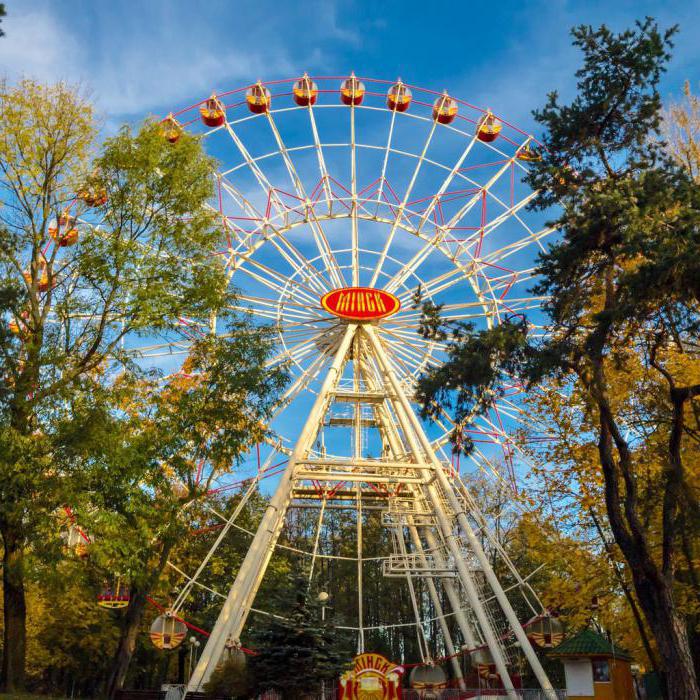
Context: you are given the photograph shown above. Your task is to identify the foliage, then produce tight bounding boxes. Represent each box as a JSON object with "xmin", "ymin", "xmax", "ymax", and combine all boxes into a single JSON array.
[
  {"xmin": 0, "ymin": 77, "xmax": 238, "ymax": 691},
  {"xmin": 664, "ymin": 81, "xmax": 700, "ymax": 181},
  {"xmin": 203, "ymin": 652, "xmax": 252, "ymax": 699},
  {"xmin": 415, "ymin": 18, "xmax": 700, "ymax": 697}
]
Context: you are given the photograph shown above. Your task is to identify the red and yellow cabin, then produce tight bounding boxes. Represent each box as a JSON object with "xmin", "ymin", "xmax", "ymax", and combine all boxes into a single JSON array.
[
  {"xmin": 387, "ymin": 81, "xmax": 412, "ymax": 112},
  {"xmin": 200, "ymin": 94, "xmax": 226, "ymax": 127},
  {"xmin": 340, "ymin": 74, "xmax": 365, "ymax": 106},
  {"xmin": 293, "ymin": 74, "xmax": 318, "ymax": 106},
  {"xmin": 97, "ymin": 579, "xmax": 130, "ymax": 609},
  {"xmin": 161, "ymin": 114, "xmax": 182, "ymax": 143},
  {"xmin": 49, "ymin": 219, "xmax": 79, "ymax": 247},
  {"xmin": 8, "ymin": 310, "xmax": 29, "ymax": 336},
  {"xmin": 525, "ymin": 613, "xmax": 564, "ymax": 649},
  {"xmin": 58, "ymin": 210, "xmax": 73, "ymax": 227},
  {"xmin": 150, "ymin": 612, "xmax": 187, "ymax": 650},
  {"xmin": 433, "ymin": 93, "xmax": 458, "ymax": 124},
  {"xmin": 476, "ymin": 112, "xmax": 502, "ymax": 142},
  {"xmin": 77, "ymin": 186, "xmax": 108, "ymax": 207},
  {"xmin": 246, "ymin": 84, "xmax": 271, "ymax": 114},
  {"xmin": 23, "ymin": 261, "xmax": 51, "ymax": 293},
  {"xmin": 517, "ymin": 142, "xmax": 543, "ymax": 162}
]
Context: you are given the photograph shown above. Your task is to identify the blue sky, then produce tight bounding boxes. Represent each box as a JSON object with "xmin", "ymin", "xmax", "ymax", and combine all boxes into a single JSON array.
[
  {"xmin": 2, "ymin": 0, "xmax": 698, "ymax": 487},
  {"xmin": 2, "ymin": 0, "xmax": 699, "ymax": 131}
]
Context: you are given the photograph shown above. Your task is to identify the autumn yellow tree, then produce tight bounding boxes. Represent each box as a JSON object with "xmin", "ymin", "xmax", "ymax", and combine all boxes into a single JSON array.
[{"xmin": 664, "ymin": 81, "xmax": 700, "ymax": 181}]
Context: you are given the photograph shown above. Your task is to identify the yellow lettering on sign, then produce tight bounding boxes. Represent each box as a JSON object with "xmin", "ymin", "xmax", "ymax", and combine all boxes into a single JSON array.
[{"xmin": 374, "ymin": 292, "xmax": 386, "ymax": 313}]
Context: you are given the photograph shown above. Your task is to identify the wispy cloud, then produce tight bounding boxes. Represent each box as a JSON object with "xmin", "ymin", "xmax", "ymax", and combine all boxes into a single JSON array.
[
  {"xmin": 0, "ymin": 0, "xmax": 352, "ymax": 117},
  {"xmin": 0, "ymin": 8, "xmax": 86, "ymax": 85}
]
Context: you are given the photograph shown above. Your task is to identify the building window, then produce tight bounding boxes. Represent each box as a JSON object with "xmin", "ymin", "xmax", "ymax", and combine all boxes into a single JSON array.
[{"xmin": 592, "ymin": 659, "xmax": 611, "ymax": 681}]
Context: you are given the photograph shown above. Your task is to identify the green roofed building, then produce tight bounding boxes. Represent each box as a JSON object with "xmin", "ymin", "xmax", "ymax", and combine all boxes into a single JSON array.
[{"xmin": 549, "ymin": 629, "xmax": 635, "ymax": 699}]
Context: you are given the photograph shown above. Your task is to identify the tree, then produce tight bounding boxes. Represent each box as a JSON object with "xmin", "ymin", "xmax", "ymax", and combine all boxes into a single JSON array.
[
  {"xmin": 0, "ymin": 79, "xmax": 229, "ymax": 691},
  {"xmin": 664, "ymin": 81, "xmax": 700, "ymax": 182},
  {"xmin": 59, "ymin": 319, "xmax": 287, "ymax": 697},
  {"xmin": 249, "ymin": 574, "xmax": 349, "ymax": 699},
  {"xmin": 415, "ymin": 19, "xmax": 699, "ymax": 698}
]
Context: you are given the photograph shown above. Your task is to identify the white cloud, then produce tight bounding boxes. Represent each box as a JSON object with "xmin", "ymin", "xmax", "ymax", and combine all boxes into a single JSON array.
[
  {"xmin": 0, "ymin": 2, "xmax": 338, "ymax": 118},
  {"xmin": 0, "ymin": 9, "xmax": 86, "ymax": 84}
]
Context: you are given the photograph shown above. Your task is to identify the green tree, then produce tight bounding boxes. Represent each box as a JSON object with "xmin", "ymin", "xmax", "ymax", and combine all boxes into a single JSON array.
[
  {"xmin": 0, "ymin": 79, "xmax": 228, "ymax": 691},
  {"xmin": 60, "ymin": 320, "xmax": 287, "ymax": 697},
  {"xmin": 415, "ymin": 19, "xmax": 699, "ymax": 698},
  {"xmin": 249, "ymin": 574, "xmax": 349, "ymax": 699}
]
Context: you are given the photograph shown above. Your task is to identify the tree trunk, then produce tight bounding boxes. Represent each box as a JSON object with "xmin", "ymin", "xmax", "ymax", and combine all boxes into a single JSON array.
[
  {"xmin": 106, "ymin": 588, "xmax": 148, "ymax": 699},
  {"xmin": 106, "ymin": 538, "xmax": 176, "ymax": 698},
  {"xmin": 1, "ymin": 525, "xmax": 27, "ymax": 692},
  {"xmin": 594, "ymin": 395, "xmax": 700, "ymax": 699},
  {"xmin": 588, "ymin": 508, "xmax": 661, "ymax": 675},
  {"xmin": 633, "ymin": 575, "xmax": 698, "ymax": 700}
]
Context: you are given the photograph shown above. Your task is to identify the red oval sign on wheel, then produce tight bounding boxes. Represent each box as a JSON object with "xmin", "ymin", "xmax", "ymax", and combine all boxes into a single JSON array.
[{"xmin": 321, "ymin": 287, "xmax": 400, "ymax": 321}]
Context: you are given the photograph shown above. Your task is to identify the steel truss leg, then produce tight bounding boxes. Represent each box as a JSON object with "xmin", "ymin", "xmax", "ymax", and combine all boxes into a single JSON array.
[
  {"xmin": 408, "ymin": 525, "xmax": 466, "ymax": 690},
  {"xmin": 186, "ymin": 324, "xmax": 358, "ymax": 692},
  {"xmin": 421, "ymin": 525, "xmax": 481, "ymax": 649},
  {"xmin": 364, "ymin": 325, "xmax": 556, "ymax": 698},
  {"xmin": 363, "ymin": 326, "xmax": 515, "ymax": 694},
  {"xmin": 362, "ymin": 362, "xmax": 466, "ymax": 685},
  {"xmin": 359, "ymin": 334, "xmax": 488, "ymax": 690},
  {"xmin": 364, "ymin": 326, "xmax": 552, "ymax": 697}
]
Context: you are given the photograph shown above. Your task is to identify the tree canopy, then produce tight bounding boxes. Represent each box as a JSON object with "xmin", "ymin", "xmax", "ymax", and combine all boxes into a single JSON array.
[{"xmin": 415, "ymin": 18, "xmax": 700, "ymax": 698}]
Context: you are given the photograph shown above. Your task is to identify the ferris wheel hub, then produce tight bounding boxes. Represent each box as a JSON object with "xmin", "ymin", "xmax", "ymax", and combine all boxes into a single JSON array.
[{"xmin": 320, "ymin": 287, "xmax": 400, "ymax": 322}]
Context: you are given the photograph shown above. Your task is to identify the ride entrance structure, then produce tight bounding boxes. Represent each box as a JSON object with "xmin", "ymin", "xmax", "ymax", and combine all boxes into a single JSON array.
[{"xmin": 150, "ymin": 76, "xmax": 558, "ymax": 697}]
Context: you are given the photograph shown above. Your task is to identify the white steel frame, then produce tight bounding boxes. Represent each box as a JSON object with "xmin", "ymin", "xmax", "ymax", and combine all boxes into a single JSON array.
[{"xmin": 124, "ymin": 76, "xmax": 561, "ymax": 697}]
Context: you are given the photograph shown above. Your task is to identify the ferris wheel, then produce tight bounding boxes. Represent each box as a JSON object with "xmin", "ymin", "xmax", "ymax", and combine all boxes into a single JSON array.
[{"xmin": 132, "ymin": 75, "xmax": 559, "ymax": 695}]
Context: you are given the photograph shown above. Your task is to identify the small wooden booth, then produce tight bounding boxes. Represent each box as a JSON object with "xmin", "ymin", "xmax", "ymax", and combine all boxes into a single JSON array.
[{"xmin": 549, "ymin": 629, "xmax": 635, "ymax": 700}]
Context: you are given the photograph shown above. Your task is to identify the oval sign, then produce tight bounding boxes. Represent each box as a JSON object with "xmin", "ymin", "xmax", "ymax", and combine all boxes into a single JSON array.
[{"xmin": 321, "ymin": 287, "xmax": 400, "ymax": 321}]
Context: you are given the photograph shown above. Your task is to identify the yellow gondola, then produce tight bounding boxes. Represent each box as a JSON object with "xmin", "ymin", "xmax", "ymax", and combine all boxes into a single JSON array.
[
  {"xmin": 432, "ymin": 93, "xmax": 458, "ymax": 124},
  {"xmin": 161, "ymin": 114, "xmax": 182, "ymax": 143},
  {"xmin": 293, "ymin": 74, "xmax": 318, "ymax": 106},
  {"xmin": 246, "ymin": 83, "xmax": 271, "ymax": 114},
  {"xmin": 97, "ymin": 578, "xmax": 130, "ymax": 609},
  {"xmin": 477, "ymin": 112, "xmax": 502, "ymax": 142},
  {"xmin": 525, "ymin": 613, "xmax": 564, "ymax": 648},
  {"xmin": 200, "ymin": 94, "xmax": 226, "ymax": 127},
  {"xmin": 149, "ymin": 612, "xmax": 187, "ymax": 650},
  {"xmin": 517, "ymin": 142, "xmax": 543, "ymax": 162},
  {"xmin": 49, "ymin": 218, "xmax": 79, "ymax": 247},
  {"xmin": 387, "ymin": 81, "xmax": 412, "ymax": 112},
  {"xmin": 23, "ymin": 260, "xmax": 52, "ymax": 293},
  {"xmin": 77, "ymin": 186, "xmax": 108, "ymax": 207},
  {"xmin": 340, "ymin": 74, "xmax": 365, "ymax": 106}
]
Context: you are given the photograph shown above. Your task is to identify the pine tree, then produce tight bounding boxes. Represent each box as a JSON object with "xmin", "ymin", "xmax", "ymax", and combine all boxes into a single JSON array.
[
  {"xmin": 250, "ymin": 575, "xmax": 350, "ymax": 699},
  {"xmin": 415, "ymin": 19, "xmax": 699, "ymax": 698}
]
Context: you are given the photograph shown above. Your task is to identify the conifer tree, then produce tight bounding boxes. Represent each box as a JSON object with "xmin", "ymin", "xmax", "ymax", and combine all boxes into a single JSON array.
[
  {"xmin": 415, "ymin": 19, "xmax": 699, "ymax": 698},
  {"xmin": 249, "ymin": 575, "xmax": 350, "ymax": 699}
]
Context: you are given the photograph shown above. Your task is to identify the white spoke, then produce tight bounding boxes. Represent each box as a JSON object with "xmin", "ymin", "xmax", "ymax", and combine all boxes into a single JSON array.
[
  {"xmin": 369, "ymin": 118, "xmax": 439, "ymax": 287},
  {"xmin": 265, "ymin": 110, "xmax": 346, "ymax": 288}
]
